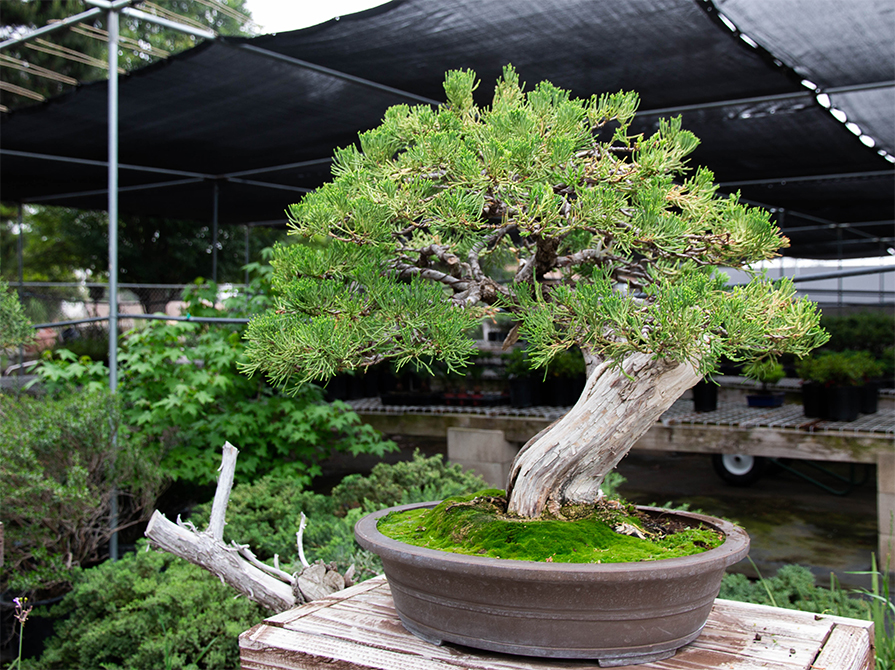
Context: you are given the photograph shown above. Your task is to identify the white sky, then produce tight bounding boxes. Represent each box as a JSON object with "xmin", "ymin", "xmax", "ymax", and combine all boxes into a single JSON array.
[{"xmin": 243, "ymin": 0, "xmax": 389, "ymax": 34}]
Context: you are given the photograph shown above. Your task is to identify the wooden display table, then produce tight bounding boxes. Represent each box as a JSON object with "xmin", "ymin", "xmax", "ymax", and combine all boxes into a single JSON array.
[{"xmin": 240, "ymin": 575, "xmax": 874, "ymax": 670}]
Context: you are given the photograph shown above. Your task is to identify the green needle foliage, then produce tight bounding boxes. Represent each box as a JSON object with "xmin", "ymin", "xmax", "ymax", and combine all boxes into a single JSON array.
[{"xmin": 244, "ymin": 66, "xmax": 826, "ymax": 391}]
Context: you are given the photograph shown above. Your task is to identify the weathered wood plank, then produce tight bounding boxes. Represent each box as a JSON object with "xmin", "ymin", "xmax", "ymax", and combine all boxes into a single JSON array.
[
  {"xmin": 239, "ymin": 579, "xmax": 875, "ymax": 670},
  {"xmin": 712, "ymin": 599, "xmax": 874, "ymax": 635},
  {"xmin": 262, "ymin": 577, "xmax": 387, "ymax": 627},
  {"xmin": 811, "ymin": 623, "xmax": 875, "ymax": 670},
  {"xmin": 635, "ymin": 424, "xmax": 885, "ymax": 463}
]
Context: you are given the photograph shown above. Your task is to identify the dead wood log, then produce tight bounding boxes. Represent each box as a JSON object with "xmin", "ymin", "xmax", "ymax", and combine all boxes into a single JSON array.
[{"xmin": 144, "ymin": 442, "xmax": 352, "ymax": 612}]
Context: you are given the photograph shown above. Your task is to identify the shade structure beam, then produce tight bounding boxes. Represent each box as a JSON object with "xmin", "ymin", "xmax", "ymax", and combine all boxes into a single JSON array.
[
  {"xmin": 0, "ymin": 7, "xmax": 105, "ymax": 51},
  {"xmin": 26, "ymin": 177, "xmax": 206, "ymax": 203},
  {"xmin": 221, "ymin": 157, "xmax": 333, "ymax": 179},
  {"xmin": 789, "ymin": 266, "xmax": 895, "ymax": 284},
  {"xmin": 120, "ymin": 7, "xmax": 217, "ymax": 41},
  {"xmin": 233, "ymin": 43, "xmax": 443, "ymax": 107},
  {"xmin": 719, "ymin": 169, "xmax": 894, "ymax": 188},
  {"xmin": 638, "ymin": 80, "xmax": 895, "ymax": 117},
  {"xmin": 0, "ymin": 148, "xmax": 216, "ymax": 179},
  {"xmin": 226, "ymin": 177, "xmax": 312, "ymax": 193}
]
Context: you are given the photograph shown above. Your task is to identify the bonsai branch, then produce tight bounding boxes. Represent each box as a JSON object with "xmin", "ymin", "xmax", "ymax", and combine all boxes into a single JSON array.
[{"xmin": 393, "ymin": 260, "xmax": 469, "ymax": 291}]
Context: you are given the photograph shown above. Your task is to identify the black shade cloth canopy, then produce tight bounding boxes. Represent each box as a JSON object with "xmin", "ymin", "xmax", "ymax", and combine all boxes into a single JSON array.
[{"xmin": 2, "ymin": 0, "xmax": 892, "ymax": 258}]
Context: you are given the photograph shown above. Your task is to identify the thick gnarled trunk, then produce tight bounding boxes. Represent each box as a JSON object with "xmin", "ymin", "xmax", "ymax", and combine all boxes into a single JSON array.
[{"xmin": 506, "ymin": 352, "xmax": 700, "ymax": 518}]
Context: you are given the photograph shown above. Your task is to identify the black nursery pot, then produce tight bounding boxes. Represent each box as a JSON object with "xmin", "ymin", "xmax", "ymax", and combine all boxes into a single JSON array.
[
  {"xmin": 820, "ymin": 385, "xmax": 862, "ymax": 422},
  {"xmin": 692, "ymin": 380, "xmax": 718, "ymax": 412},
  {"xmin": 861, "ymin": 381, "xmax": 879, "ymax": 415},
  {"xmin": 802, "ymin": 382, "xmax": 824, "ymax": 418}
]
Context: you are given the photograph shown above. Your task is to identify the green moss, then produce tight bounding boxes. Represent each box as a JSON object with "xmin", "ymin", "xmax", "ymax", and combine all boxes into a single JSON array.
[{"xmin": 377, "ymin": 491, "xmax": 724, "ymax": 563}]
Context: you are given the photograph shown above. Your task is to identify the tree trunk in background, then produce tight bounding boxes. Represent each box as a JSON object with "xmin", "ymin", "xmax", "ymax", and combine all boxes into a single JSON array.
[{"xmin": 506, "ymin": 352, "xmax": 701, "ymax": 518}]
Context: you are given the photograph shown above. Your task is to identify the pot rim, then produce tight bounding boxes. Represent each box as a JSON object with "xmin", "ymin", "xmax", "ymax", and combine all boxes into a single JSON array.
[{"xmin": 355, "ymin": 501, "xmax": 750, "ymax": 580}]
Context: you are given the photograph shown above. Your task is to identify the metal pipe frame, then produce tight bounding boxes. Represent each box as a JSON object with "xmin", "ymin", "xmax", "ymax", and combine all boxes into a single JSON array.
[
  {"xmin": 212, "ymin": 181, "xmax": 219, "ymax": 283},
  {"xmin": 233, "ymin": 42, "xmax": 442, "ymax": 107},
  {"xmin": 790, "ymin": 266, "xmax": 895, "ymax": 283},
  {"xmin": 719, "ymin": 169, "xmax": 894, "ymax": 188},
  {"xmin": 121, "ymin": 7, "xmax": 217, "ymax": 41},
  {"xmin": 0, "ymin": 7, "xmax": 105, "ymax": 51},
  {"xmin": 27, "ymin": 177, "xmax": 206, "ymax": 203},
  {"xmin": 225, "ymin": 176, "xmax": 312, "ymax": 193},
  {"xmin": 1, "ymin": 148, "xmax": 215, "ymax": 179},
  {"xmin": 106, "ymin": 5, "xmax": 120, "ymax": 563},
  {"xmin": 222, "ymin": 157, "xmax": 333, "ymax": 179},
  {"xmin": 638, "ymin": 80, "xmax": 895, "ymax": 117}
]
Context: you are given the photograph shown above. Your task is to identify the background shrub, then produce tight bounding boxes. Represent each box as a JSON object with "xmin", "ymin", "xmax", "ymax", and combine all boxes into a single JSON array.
[
  {"xmin": 32, "ymin": 272, "xmax": 396, "ymax": 487},
  {"xmin": 28, "ymin": 541, "xmax": 267, "ymax": 670},
  {"xmin": 0, "ymin": 390, "xmax": 165, "ymax": 596},
  {"xmin": 720, "ymin": 564, "xmax": 869, "ymax": 619},
  {"xmin": 820, "ymin": 312, "xmax": 894, "ymax": 359},
  {"xmin": 329, "ymin": 451, "xmax": 490, "ymax": 516}
]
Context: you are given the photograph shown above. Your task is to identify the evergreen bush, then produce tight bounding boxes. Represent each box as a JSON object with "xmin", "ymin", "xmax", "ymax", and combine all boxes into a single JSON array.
[
  {"xmin": 796, "ymin": 350, "xmax": 884, "ymax": 386},
  {"xmin": 28, "ymin": 541, "xmax": 267, "ymax": 670},
  {"xmin": 820, "ymin": 312, "xmax": 894, "ymax": 359},
  {"xmin": 720, "ymin": 564, "xmax": 869, "ymax": 619},
  {"xmin": 0, "ymin": 278, "xmax": 35, "ymax": 350},
  {"xmin": 0, "ymin": 390, "xmax": 165, "ymax": 596}
]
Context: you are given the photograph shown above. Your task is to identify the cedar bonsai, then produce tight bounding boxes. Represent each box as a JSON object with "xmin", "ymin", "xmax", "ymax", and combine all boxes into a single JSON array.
[{"xmin": 243, "ymin": 67, "xmax": 827, "ymax": 518}]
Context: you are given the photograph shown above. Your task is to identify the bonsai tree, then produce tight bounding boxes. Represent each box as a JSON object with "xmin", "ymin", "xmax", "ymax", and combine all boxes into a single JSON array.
[{"xmin": 243, "ymin": 67, "xmax": 827, "ymax": 518}]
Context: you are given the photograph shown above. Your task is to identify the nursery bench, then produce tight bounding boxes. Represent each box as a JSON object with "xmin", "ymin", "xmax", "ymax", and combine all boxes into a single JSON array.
[{"xmin": 239, "ymin": 575, "xmax": 874, "ymax": 670}]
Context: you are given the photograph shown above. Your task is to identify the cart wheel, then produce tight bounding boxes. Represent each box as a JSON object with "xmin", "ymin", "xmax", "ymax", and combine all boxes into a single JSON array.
[{"xmin": 711, "ymin": 454, "xmax": 766, "ymax": 486}]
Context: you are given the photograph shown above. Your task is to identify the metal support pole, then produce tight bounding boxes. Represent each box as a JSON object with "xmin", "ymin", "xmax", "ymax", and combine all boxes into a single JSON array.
[
  {"xmin": 837, "ymin": 228, "xmax": 844, "ymax": 310},
  {"xmin": 212, "ymin": 181, "xmax": 219, "ymax": 283},
  {"xmin": 244, "ymin": 224, "xmax": 250, "ymax": 308},
  {"xmin": 16, "ymin": 205, "xmax": 23, "ymax": 288},
  {"xmin": 17, "ymin": 204, "xmax": 24, "ymax": 384},
  {"xmin": 107, "ymin": 8, "xmax": 120, "ymax": 562},
  {"xmin": 776, "ymin": 209, "xmax": 785, "ymax": 280},
  {"xmin": 881, "ymin": 268, "xmax": 886, "ymax": 306}
]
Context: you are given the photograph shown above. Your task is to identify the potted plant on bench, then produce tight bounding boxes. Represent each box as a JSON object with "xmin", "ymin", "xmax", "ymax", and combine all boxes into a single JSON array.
[
  {"xmin": 242, "ymin": 67, "xmax": 828, "ymax": 665},
  {"xmin": 744, "ymin": 358, "xmax": 786, "ymax": 407},
  {"xmin": 797, "ymin": 350, "xmax": 882, "ymax": 421}
]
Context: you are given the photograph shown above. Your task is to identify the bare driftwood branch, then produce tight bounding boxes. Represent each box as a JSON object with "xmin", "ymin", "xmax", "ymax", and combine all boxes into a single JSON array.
[
  {"xmin": 208, "ymin": 442, "xmax": 237, "ymax": 541},
  {"xmin": 145, "ymin": 442, "xmax": 353, "ymax": 613}
]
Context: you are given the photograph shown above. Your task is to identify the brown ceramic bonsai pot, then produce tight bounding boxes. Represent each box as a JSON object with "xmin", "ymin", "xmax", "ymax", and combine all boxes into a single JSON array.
[{"xmin": 355, "ymin": 502, "xmax": 749, "ymax": 667}]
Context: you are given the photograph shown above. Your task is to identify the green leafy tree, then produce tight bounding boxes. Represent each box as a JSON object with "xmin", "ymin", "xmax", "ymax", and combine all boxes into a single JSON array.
[
  {"xmin": 34, "ymin": 267, "xmax": 395, "ymax": 485},
  {"xmin": 243, "ymin": 67, "xmax": 828, "ymax": 518},
  {"xmin": 1, "ymin": 0, "xmax": 255, "ymax": 109},
  {"xmin": 1, "ymin": 204, "xmax": 286, "ymax": 313}
]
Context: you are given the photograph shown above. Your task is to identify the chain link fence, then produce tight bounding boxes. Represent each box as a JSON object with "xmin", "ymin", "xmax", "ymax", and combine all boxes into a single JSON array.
[{"xmin": 2, "ymin": 282, "xmax": 247, "ymax": 379}]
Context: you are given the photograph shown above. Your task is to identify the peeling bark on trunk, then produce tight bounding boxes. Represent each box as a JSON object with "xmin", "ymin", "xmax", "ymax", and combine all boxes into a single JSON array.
[{"xmin": 506, "ymin": 352, "xmax": 700, "ymax": 518}]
